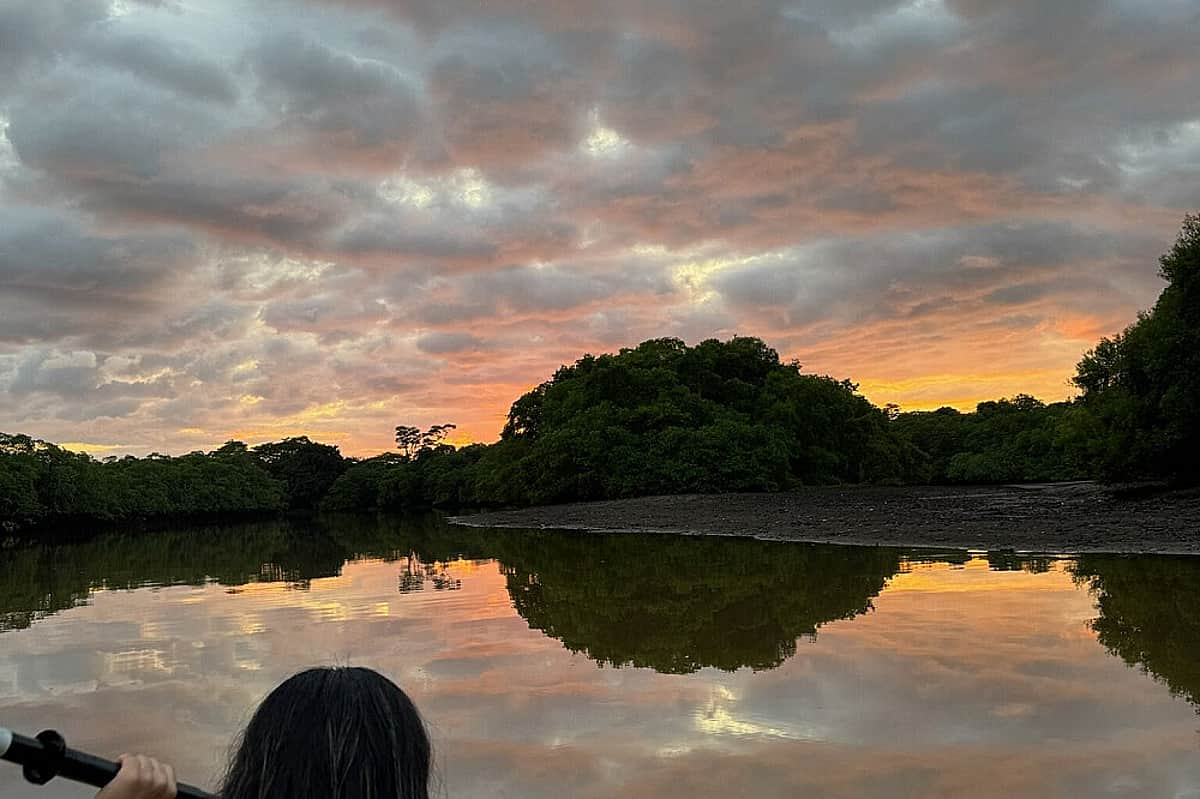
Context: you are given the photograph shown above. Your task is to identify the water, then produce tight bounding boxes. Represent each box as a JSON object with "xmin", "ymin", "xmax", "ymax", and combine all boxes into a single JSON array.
[{"xmin": 1, "ymin": 516, "xmax": 1198, "ymax": 798}]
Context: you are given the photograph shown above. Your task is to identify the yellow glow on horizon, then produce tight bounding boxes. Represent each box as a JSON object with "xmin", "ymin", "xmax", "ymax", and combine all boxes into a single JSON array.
[
  {"xmin": 444, "ymin": 431, "xmax": 476, "ymax": 448},
  {"xmin": 856, "ymin": 369, "xmax": 1077, "ymax": 411},
  {"xmin": 227, "ymin": 426, "xmax": 352, "ymax": 444},
  {"xmin": 58, "ymin": 441, "xmax": 134, "ymax": 455}
]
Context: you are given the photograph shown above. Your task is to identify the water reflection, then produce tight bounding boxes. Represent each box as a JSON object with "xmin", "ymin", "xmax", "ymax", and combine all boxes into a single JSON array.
[
  {"xmin": 495, "ymin": 535, "xmax": 900, "ymax": 672},
  {"xmin": 1073, "ymin": 554, "xmax": 1200, "ymax": 708},
  {"xmin": 0, "ymin": 521, "xmax": 346, "ymax": 630},
  {"xmin": 398, "ymin": 552, "xmax": 463, "ymax": 593},
  {"xmin": 4, "ymin": 519, "xmax": 1198, "ymax": 694},
  {"xmin": 1, "ymin": 518, "xmax": 1199, "ymax": 799},
  {"xmin": 2, "ymin": 518, "xmax": 923, "ymax": 674}
]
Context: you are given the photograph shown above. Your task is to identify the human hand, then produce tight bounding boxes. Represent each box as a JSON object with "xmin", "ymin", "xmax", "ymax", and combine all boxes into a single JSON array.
[{"xmin": 96, "ymin": 754, "xmax": 177, "ymax": 799}]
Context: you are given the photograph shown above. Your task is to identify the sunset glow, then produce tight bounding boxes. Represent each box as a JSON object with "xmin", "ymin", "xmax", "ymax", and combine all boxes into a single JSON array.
[{"xmin": 1, "ymin": 1, "xmax": 1196, "ymax": 455}]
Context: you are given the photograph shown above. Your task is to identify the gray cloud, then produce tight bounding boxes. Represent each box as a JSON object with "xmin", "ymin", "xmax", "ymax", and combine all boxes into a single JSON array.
[
  {"xmin": 0, "ymin": 209, "xmax": 200, "ymax": 346},
  {"xmin": 710, "ymin": 222, "xmax": 1164, "ymax": 328},
  {"xmin": 80, "ymin": 30, "xmax": 239, "ymax": 104},
  {"xmin": 0, "ymin": 210, "xmax": 193, "ymax": 295},
  {"xmin": 0, "ymin": 0, "xmax": 107, "ymax": 87},
  {"xmin": 416, "ymin": 330, "xmax": 487, "ymax": 354},
  {"xmin": 430, "ymin": 53, "xmax": 585, "ymax": 169},
  {"xmin": 8, "ymin": 349, "xmax": 100, "ymax": 397},
  {"xmin": 413, "ymin": 260, "xmax": 674, "ymax": 326},
  {"xmin": 250, "ymin": 31, "xmax": 423, "ymax": 165},
  {"xmin": 7, "ymin": 79, "xmax": 212, "ymax": 181}
]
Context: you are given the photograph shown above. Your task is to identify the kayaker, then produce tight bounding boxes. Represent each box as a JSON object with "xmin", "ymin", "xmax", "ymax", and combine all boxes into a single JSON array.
[{"xmin": 96, "ymin": 667, "xmax": 431, "ymax": 799}]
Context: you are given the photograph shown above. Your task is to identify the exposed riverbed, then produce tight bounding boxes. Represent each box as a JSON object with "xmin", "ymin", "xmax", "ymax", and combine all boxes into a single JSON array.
[{"xmin": 451, "ymin": 483, "xmax": 1200, "ymax": 554}]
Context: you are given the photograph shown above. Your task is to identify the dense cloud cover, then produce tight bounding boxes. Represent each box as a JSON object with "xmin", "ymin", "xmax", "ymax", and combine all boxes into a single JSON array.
[{"xmin": 0, "ymin": 0, "xmax": 1196, "ymax": 454}]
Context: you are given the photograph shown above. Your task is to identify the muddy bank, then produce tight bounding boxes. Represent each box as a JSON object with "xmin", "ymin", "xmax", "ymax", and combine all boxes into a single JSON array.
[{"xmin": 450, "ymin": 483, "xmax": 1200, "ymax": 555}]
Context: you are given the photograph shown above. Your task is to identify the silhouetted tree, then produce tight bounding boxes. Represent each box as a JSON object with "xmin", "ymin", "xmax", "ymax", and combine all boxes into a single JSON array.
[
  {"xmin": 394, "ymin": 426, "xmax": 422, "ymax": 459},
  {"xmin": 252, "ymin": 436, "xmax": 347, "ymax": 510},
  {"xmin": 395, "ymin": 423, "xmax": 457, "ymax": 461},
  {"xmin": 1072, "ymin": 213, "xmax": 1200, "ymax": 483}
]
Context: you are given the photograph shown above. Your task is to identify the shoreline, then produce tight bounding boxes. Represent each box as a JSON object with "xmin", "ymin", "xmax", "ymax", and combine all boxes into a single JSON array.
[{"xmin": 449, "ymin": 483, "xmax": 1200, "ymax": 556}]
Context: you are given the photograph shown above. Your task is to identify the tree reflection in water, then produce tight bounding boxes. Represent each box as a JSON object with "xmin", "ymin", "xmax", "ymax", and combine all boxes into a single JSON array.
[
  {"xmin": 0, "ymin": 517, "xmax": 901, "ymax": 674},
  {"xmin": 1073, "ymin": 554, "xmax": 1200, "ymax": 710},
  {"xmin": 494, "ymin": 533, "xmax": 901, "ymax": 673},
  {"xmin": 0, "ymin": 519, "xmax": 346, "ymax": 630},
  {"xmin": 3, "ymin": 516, "xmax": 1198, "ymax": 696}
]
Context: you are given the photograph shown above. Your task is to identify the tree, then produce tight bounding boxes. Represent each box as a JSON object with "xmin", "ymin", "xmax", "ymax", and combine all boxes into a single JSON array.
[
  {"xmin": 421, "ymin": 423, "xmax": 457, "ymax": 452},
  {"xmin": 1072, "ymin": 213, "xmax": 1200, "ymax": 483},
  {"xmin": 394, "ymin": 426, "xmax": 422, "ymax": 459},
  {"xmin": 252, "ymin": 437, "xmax": 347, "ymax": 510},
  {"xmin": 893, "ymin": 398, "xmax": 1082, "ymax": 484},
  {"xmin": 1074, "ymin": 554, "xmax": 1200, "ymax": 710},
  {"xmin": 395, "ymin": 424, "xmax": 457, "ymax": 460}
]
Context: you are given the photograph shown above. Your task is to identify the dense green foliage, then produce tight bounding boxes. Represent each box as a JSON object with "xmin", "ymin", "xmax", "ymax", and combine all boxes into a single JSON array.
[
  {"xmin": 491, "ymin": 337, "xmax": 926, "ymax": 499},
  {"xmin": 0, "ymin": 433, "xmax": 286, "ymax": 528},
  {"xmin": 888, "ymin": 214, "xmax": 1199, "ymax": 486},
  {"xmin": 321, "ymin": 214, "xmax": 1200, "ymax": 498},
  {"xmin": 325, "ymin": 337, "xmax": 926, "ymax": 510},
  {"xmin": 0, "ymin": 434, "xmax": 351, "ymax": 531},
  {"xmin": 891, "ymin": 396, "xmax": 1086, "ymax": 484},
  {"xmin": 1070, "ymin": 214, "xmax": 1200, "ymax": 483},
  {"xmin": 251, "ymin": 437, "xmax": 348, "ymax": 510}
]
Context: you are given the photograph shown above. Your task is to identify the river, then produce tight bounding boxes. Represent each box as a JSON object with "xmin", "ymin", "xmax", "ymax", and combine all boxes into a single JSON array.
[{"xmin": 1, "ymin": 515, "xmax": 1198, "ymax": 798}]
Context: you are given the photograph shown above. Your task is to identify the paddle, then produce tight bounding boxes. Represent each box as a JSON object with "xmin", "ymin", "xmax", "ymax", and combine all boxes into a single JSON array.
[{"xmin": 1, "ymin": 727, "xmax": 214, "ymax": 799}]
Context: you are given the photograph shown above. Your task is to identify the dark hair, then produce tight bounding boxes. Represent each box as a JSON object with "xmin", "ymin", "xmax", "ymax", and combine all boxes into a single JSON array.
[{"xmin": 220, "ymin": 667, "xmax": 430, "ymax": 799}]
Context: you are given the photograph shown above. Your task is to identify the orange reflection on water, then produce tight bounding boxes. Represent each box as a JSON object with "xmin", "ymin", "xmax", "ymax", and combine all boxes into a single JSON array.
[{"xmin": 0, "ymin": 542, "xmax": 1197, "ymax": 799}]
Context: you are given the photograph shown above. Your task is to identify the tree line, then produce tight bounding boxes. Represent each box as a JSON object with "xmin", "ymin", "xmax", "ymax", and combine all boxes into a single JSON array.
[{"xmin": 2, "ymin": 214, "xmax": 1196, "ymax": 530}]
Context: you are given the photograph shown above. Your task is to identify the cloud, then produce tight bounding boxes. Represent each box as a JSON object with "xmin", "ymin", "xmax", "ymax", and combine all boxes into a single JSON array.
[
  {"xmin": 0, "ymin": 0, "xmax": 108, "ymax": 88},
  {"xmin": 416, "ymin": 331, "xmax": 488, "ymax": 354},
  {"xmin": 0, "ymin": 208, "xmax": 200, "ymax": 345},
  {"xmin": 6, "ymin": 78, "xmax": 213, "ymax": 182},
  {"xmin": 249, "ymin": 31, "xmax": 424, "ymax": 167},
  {"xmin": 0, "ymin": 0, "xmax": 1196, "ymax": 453},
  {"xmin": 429, "ymin": 53, "xmax": 585, "ymax": 170},
  {"xmin": 80, "ymin": 29, "xmax": 239, "ymax": 103},
  {"xmin": 708, "ymin": 222, "xmax": 1160, "ymax": 329}
]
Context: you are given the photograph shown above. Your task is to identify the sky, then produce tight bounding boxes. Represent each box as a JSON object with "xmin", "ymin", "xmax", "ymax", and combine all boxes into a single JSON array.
[{"xmin": 0, "ymin": 0, "xmax": 1197, "ymax": 456}]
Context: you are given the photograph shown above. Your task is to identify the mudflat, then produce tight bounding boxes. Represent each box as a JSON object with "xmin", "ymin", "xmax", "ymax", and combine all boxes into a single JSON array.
[{"xmin": 450, "ymin": 483, "xmax": 1200, "ymax": 555}]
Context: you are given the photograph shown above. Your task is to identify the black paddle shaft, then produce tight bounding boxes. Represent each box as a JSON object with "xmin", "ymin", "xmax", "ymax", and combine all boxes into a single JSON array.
[{"xmin": 1, "ymin": 728, "xmax": 214, "ymax": 799}]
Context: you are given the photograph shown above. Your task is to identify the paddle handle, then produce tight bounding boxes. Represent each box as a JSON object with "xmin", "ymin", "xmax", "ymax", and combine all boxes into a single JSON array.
[{"xmin": 0, "ymin": 727, "xmax": 213, "ymax": 799}]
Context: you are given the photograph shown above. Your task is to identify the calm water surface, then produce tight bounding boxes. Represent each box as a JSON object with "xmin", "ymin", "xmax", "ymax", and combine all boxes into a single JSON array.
[{"xmin": 1, "ymin": 516, "xmax": 1198, "ymax": 799}]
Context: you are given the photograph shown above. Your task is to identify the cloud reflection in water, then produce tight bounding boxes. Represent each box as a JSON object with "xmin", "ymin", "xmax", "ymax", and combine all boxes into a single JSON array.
[{"xmin": 0, "ymin": 519, "xmax": 1198, "ymax": 799}]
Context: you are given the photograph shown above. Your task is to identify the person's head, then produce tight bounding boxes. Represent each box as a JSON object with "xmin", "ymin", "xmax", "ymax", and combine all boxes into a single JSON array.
[{"xmin": 220, "ymin": 667, "xmax": 430, "ymax": 799}]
